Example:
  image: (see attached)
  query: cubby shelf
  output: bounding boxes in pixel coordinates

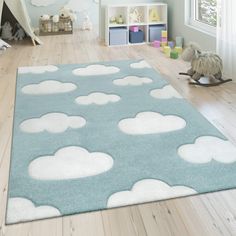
[105,3,168,46]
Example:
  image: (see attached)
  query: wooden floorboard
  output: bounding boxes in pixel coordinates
[1,30,236,236]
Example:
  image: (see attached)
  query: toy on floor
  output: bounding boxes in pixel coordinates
[1,21,13,40]
[170,50,178,59]
[162,30,167,38]
[152,40,161,48]
[176,36,184,47]
[163,46,171,56]
[168,41,175,49]
[180,43,232,87]
[82,14,92,30]
[175,46,183,54]
[161,30,168,47]
[13,23,26,41]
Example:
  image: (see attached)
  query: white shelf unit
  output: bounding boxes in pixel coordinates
[105,3,168,46]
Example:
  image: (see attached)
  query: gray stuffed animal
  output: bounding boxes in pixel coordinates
[180,43,232,86]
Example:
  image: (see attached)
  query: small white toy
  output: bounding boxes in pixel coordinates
[1,21,13,40]
[60,7,77,22]
[13,23,25,41]
[82,14,92,30]
[40,14,50,21]
[52,15,59,23]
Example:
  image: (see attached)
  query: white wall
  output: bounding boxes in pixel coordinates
[164,0,216,51]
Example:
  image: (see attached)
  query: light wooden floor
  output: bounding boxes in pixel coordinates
[1,30,236,236]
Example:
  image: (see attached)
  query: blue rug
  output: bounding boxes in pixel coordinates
[6,60,236,224]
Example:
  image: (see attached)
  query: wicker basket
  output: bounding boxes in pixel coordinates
[39,16,73,36]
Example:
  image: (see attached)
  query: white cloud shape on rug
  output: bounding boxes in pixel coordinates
[178,136,236,164]
[150,85,183,99]
[107,179,197,208]
[73,65,120,76]
[18,65,58,74]
[29,146,114,180]
[118,112,186,135]
[7,197,61,224]
[75,92,121,105]
[130,60,152,69]
[21,80,77,95]
[31,0,56,7]
[113,76,153,86]
[20,113,86,133]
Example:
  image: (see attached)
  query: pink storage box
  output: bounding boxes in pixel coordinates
[130,26,139,32]
[152,40,161,48]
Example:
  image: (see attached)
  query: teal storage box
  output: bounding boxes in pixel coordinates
[109,27,127,46]
[149,25,166,42]
[129,30,144,44]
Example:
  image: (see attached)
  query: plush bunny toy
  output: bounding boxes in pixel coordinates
[1,21,13,40]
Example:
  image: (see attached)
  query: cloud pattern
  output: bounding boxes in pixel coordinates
[130,60,152,69]
[29,146,114,180]
[21,80,77,95]
[7,197,61,224]
[150,85,183,99]
[18,65,58,74]
[178,136,236,164]
[113,76,153,86]
[75,92,121,105]
[73,64,120,76]
[119,112,186,135]
[10,60,236,224]
[20,113,86,133]
[107,179,197,208]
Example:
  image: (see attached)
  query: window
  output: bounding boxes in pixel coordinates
[188,0,217,35]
